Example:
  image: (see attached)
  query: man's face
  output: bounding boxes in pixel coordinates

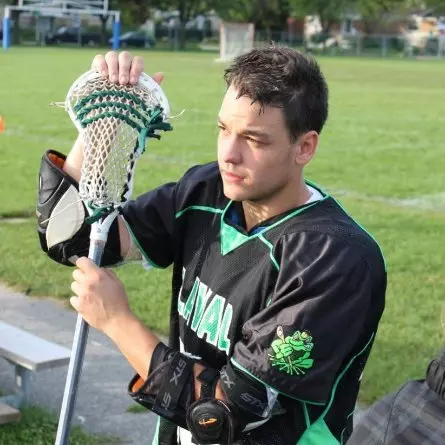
[217,86,297,202]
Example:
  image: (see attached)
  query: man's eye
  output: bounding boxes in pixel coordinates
[248,137,263,146]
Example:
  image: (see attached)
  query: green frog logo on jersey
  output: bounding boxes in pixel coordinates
[269,326,314,376]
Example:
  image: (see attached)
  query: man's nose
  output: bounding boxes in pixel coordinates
[221,136,242,164]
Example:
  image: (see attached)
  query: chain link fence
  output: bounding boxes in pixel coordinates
[254,30,445,59]
[4,17,445,59]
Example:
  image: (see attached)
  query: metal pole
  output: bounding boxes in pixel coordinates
[3,8,11,50]
[381,35,388,58]
[54,234,106,445]
[112,13,120,50]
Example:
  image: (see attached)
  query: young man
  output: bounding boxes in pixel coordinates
[37,47,386,444]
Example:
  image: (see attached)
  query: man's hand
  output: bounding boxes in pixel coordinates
[91,51,164,86]
[70,257,133,335]
[192,363,227,402]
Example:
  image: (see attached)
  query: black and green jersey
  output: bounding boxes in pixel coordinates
[122,162,387,445]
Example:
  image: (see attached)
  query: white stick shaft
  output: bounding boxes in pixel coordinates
[54,214,116,445]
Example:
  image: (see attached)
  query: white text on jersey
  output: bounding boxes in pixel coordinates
[178,273,233,354]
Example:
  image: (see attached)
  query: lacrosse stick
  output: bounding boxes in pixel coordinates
[55,70,172,445]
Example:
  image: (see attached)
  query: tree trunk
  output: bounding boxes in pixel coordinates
[320,16,333,53]
[99,15,109,46]
[178,0,187,50]
[11,11,21,45]
[179,22,186,50]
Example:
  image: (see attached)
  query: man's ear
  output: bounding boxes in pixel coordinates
[294,131,319,166]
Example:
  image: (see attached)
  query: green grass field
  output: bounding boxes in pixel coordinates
[1,47,445,412]
[0,405,109,445]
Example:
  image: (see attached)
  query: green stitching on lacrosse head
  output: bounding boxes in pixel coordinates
[135,107,172,154]
[75,100,172,148]
[84,202,115,224]
[73,90,151,114]
[76,101,150,126]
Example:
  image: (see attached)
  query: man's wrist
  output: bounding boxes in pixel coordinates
[103,310,138,340]
[63,134,84,182]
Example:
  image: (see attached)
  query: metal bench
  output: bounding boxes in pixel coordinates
[0,321,71,412]
[0,402,21,424]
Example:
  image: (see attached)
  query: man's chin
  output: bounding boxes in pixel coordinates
[222,184,248,202]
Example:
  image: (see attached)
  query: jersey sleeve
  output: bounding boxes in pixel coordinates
[231,231,382,404]
[121,163,219,269]
[121,181,178,268]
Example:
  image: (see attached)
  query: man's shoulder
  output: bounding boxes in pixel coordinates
[176,161,226,211]
[278,197,381,250]
[180,161,220,184]
[275,197,386,272]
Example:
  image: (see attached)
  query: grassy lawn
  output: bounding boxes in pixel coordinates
[0,405,109,445]
[0,47,444,410]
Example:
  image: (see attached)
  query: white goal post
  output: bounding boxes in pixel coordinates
[2,0,122,50]
[217,21,255,62]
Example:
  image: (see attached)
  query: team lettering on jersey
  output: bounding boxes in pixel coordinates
[177,270,233,354]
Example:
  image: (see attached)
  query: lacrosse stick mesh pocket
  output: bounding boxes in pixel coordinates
[65,73,172,217]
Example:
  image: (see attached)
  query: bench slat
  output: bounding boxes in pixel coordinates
[0,403,21,424]
[0,321,71,371]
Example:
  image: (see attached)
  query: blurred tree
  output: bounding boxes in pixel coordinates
[151,0,209,49]
[290,0,349,35]
[355,0,406,34]
[114,0,153,27]
[212,0,291,36]
[423,0,445,15]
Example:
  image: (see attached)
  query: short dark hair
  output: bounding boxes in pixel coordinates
[224,45,329,141]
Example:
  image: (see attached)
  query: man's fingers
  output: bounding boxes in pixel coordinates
[103,268,117,279]
[91,54,107,76]
[75,256,100,273]
[92,53,160,87]
[72,268,86,283]
[118,51,132,85]
[70,280,82,297]
[105,51,119,83]
[152,72,164,85]
[129,56,144,84]
[70,296,80,311]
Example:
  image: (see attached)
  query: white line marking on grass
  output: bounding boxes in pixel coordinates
[332,189,445,212]
[5,124,213,168]
[140,150,215,167]
[4,127,74,147]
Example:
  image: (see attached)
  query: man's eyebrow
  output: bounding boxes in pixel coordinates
[217,117,271,141]
[241,129,271,141]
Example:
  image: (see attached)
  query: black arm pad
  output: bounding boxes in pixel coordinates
[128,344,271,444]
[128,344,241,445]
[37,150,121,266]
[220,363,271,420]
[128,343,195,429]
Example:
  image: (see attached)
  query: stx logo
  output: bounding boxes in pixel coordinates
[240,392,267,412]
[161,358,188,411]
[170,358,188,386]
[161,392,172,411]
[220,369,234,389]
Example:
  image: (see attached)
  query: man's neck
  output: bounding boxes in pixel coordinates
[242,179,311,231]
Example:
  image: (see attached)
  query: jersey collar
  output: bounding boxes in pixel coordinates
[220,180,329,256]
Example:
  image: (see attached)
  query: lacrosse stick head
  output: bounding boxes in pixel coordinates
[65,70,172,220]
